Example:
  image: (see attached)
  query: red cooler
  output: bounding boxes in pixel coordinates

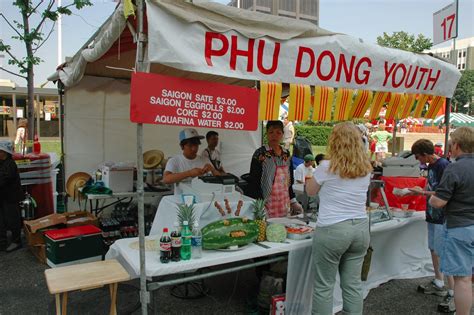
[14,153,54,218]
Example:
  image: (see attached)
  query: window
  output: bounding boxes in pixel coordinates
[463,51,466,57]
[447,53,450,59]
[458,64,461,69]
[459,51,462,58]
[462,63,465,69]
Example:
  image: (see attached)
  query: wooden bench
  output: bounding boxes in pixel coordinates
[44,259,130,315]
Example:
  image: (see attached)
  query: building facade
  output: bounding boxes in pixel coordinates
[228,0,319,25]
[426,36,474,71]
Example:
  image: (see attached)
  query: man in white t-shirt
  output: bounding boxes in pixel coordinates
[163,128,223,184]
[294,154,315,184]
[283,117,295,150]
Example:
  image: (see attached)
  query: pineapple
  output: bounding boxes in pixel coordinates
[176,203,196,230]
[252,199,267,242]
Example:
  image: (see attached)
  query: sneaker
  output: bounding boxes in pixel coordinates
[417,279,448,297]
[5,242,22,253]
[438,294,456,313]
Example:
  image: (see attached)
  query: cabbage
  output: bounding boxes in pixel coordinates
[266,223,287,242]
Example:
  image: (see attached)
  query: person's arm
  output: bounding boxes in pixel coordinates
[162,168,204,185]
[429,195,448,208]
[0,159,17,188]
[305,177,321,196]
[247,151,263,199]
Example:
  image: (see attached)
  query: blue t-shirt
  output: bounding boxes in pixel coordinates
[426,157,450,224]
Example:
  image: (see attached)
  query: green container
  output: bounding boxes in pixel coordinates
[45,225,102,266]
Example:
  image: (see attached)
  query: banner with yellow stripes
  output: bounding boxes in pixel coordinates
[259,81,282,121]
[333,88,354,121]
[288,84,311,121]
[399,93,417,119]
[312,86,334,122]
[424,96,445,119]
[369,92,390,120]
[349,90,373,119]
[412,94,430,118]
[385,93,405,120]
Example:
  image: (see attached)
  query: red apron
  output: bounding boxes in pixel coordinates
[266,158,290,218]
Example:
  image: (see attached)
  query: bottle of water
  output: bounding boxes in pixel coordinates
[191,221,202,259]
[180,221,192,260]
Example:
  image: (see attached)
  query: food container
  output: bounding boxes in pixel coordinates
[285,224,314,240]
[390,208,415,218]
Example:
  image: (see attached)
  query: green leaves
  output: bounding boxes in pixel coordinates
[452,70,474,114]
[376,31,433,53]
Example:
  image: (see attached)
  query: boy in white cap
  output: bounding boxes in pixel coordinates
[163,128,223,184]
[0,140,23,252]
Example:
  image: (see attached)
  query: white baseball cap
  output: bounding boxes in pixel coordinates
[179,128,204,144]
[0,140,13,155]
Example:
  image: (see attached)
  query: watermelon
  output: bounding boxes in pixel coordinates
[202,217,259,250]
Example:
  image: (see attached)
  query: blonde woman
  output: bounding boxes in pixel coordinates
[306,122,372,315]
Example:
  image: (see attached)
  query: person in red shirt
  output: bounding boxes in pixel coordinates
[434,142,444,157]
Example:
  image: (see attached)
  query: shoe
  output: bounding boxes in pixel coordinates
[5,242,22,253]
[438,294,456,313]
[417,279,447,297]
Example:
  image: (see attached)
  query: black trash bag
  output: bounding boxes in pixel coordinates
[293,136,313,159]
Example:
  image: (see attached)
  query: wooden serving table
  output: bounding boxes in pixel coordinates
[44,259,130,315]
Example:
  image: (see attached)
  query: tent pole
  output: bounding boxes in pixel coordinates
[136,0,149,314]
[391,119,398,156]
[444,98,451,158]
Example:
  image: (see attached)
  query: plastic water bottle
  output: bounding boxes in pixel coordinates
[191,221,202,259]
[180,221,192,260]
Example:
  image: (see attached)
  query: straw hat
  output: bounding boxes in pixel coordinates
[143,150,164,169]
[66,172,92,199]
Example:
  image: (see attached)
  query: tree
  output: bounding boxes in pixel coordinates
[0,0,92,145]
[376,31,433,53]
[452,70,474,114]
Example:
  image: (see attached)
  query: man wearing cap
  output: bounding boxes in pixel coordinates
[294,154,315,184]
[0,140,23,252]
[163,128,223,185]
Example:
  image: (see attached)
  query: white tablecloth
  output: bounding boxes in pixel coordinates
[107,212,432,314]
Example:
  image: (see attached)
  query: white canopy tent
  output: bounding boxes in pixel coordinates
[426,112,474,126]
[48,0,462,313]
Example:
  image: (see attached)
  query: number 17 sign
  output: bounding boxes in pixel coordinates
[433,0,458,45]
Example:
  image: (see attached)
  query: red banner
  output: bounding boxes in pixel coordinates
[130,72,259,131]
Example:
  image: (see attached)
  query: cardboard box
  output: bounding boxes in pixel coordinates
[24,214,67,246]
[101,165,134,192]
[29,244,46,264]
[64,211,98,227]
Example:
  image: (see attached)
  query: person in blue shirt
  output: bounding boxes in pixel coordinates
[409,139,454,312]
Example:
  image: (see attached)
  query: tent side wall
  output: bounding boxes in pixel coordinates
[64,75,261,201]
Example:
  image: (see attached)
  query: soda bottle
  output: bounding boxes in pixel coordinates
[191,221,202,259]
[180,221,192,260]
[171,221,182,262]
[159,228,172,263]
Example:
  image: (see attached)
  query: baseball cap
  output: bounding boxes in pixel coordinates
[435,142,443,147]
[0,140,14,155]
[179,128,204,144]
[304,154,315,162]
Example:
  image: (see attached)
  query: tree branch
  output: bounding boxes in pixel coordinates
[0,13,23,39]
[33,21,56,53]
[28,0,45,19]
[0,66,27,80]
[0,44,26,71]
[32,0,55,38]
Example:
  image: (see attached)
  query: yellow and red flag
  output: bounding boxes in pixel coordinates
[349,90,373,119]
[399,93,417,119]
[412,94,430,118]
[312,86,334,122]
[333,88,353,121]
[259,81,282,121]
[369,91,390,120]
[385,93,404,120]
[288,84,311,121]
[425,96,446,119]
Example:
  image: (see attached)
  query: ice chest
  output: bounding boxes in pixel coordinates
[44,225,102,267]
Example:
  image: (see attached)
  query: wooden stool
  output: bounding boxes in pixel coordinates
[44,259,130,315]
